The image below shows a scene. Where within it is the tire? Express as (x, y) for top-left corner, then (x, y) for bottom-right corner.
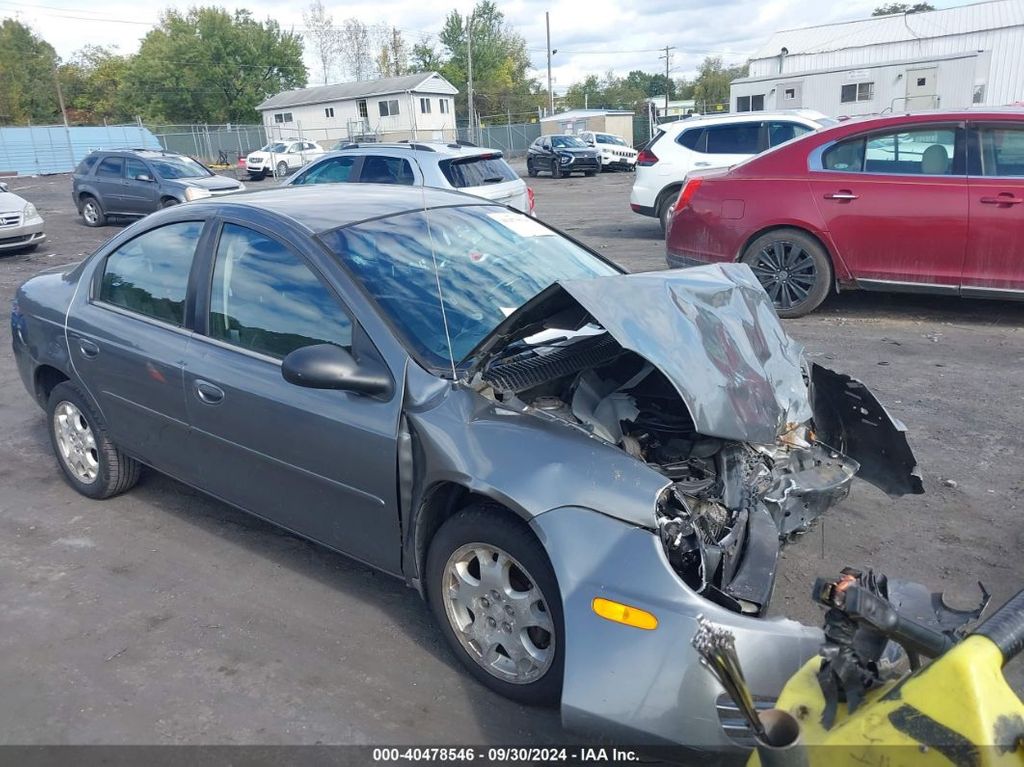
(276, 161), (288, 178)
(596, 162), (604, 174)
(248, 171), (266, 181)
(47, 381), (141, 500)
(80, 196), (106, 227)
(160, 198), (179, 208)
(584, 170), (596, 177)
(550, 160), (562, 179)
(15, 243), (39, 254)
(656, 188), (679, 234)
(526, 158), (537, 178)
(740, 228), (832, 318)
(426, 504), (564, 706)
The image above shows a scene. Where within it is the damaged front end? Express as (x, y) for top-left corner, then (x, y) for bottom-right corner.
(464, 264), (922, 616)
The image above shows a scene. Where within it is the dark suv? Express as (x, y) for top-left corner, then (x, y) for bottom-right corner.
(72, 149), (245, 227)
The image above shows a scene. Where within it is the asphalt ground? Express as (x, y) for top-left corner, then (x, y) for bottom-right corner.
(0, 165), (1021, 747)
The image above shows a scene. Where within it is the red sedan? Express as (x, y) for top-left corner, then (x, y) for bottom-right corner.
(666, 110), (1024, 317)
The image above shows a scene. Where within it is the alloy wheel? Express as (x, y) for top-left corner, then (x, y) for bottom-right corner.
(83, 201), (99, 225)
(749, 240), (818, 312)
(53, 401), (99, 484)
(441, 542), (555, 684)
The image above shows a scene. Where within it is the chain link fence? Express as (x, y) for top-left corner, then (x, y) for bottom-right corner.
(147, 124), (268, 165)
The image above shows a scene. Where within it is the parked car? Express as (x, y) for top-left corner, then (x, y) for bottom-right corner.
(12, 184), (921, 748)
(666, 109), (1024, 317)
(630, 110), (835, 231)
(526, 135), (601, 178)
(72, 150), (245, 228)
(244, 139), (325, 180)
(285, 141), (535, 215)
(0, 181), (46, 253)
(578, 130), (638, 171)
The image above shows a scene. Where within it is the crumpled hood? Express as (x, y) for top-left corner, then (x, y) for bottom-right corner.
(467, 263), (812, 445)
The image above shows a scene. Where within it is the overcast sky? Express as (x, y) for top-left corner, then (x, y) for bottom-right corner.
(2, 0), (969, 91)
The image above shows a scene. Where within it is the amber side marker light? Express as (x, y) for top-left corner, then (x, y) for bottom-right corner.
(592, 597), (658, 630)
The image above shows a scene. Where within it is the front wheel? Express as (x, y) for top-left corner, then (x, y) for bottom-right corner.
(550, 160), (562, 179)
(740, 229), (832, 318)
(275, 161), (289, 178)
(584, 170), (596, 177)
(426, 504), (564, 706)
(526, 158), (537, 178)
(47, 381), (141, 499)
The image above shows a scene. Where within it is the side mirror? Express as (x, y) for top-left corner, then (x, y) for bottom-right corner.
(282, 343), (393, 398)
(134, 173), (153, 182)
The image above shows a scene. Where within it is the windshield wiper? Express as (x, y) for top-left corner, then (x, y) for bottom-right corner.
(480, 176), (505, 184)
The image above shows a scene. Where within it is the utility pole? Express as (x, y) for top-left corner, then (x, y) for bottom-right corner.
(546, 12), (554, 114)
(467, 12), (475, 144)
(53, 62), (75, 169)
(659, 45), (675, 118)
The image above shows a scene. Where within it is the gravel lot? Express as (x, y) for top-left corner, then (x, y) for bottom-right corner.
(1, 166), (1021, 746)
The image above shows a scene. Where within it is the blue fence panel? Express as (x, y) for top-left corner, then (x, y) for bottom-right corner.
(0, 125), (161, 176)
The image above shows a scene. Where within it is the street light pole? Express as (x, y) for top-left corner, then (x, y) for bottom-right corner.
(467, 13), (475, 144)
(546, 11), (554, 114)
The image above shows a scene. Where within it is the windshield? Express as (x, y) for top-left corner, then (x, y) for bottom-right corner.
(551, 135), (586, 148)
(261, 142), (288, 153)
(148, 156), (212, 179)
(440, 155), (518, 188)
(320, 205), (617, 369)
(596, 134), (627, 146)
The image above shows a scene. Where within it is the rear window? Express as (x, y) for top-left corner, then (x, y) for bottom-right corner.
(440, 155), (518, 188)
(76, 156), (99, 175)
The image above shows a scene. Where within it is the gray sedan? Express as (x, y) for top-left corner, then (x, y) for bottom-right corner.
(11, 184), (921, 748)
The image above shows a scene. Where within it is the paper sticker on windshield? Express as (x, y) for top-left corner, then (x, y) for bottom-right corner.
(487, 211), (553, 238)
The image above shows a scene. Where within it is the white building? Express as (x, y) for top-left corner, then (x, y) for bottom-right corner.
(256, 72), (459, 145)
(731, 0), (1024, 117)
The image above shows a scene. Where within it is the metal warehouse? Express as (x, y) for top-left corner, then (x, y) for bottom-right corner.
(730, 0), (1024, 116)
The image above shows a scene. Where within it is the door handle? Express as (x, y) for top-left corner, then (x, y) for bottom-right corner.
(194, 380), (225, 405)
(824, 190), (859, 201)
(980, 194), (1024, 205)
(77, 338), (100, 358)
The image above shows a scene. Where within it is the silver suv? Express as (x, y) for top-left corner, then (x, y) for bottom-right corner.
(285, 142), (534, 215)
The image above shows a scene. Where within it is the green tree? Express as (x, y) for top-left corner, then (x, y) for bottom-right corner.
(374, 25), (409, 77)
(59, 45), (134, 123)
(692, 56), (748, 111)
(872, 2), (935, 14)
(126, 7), (307, 123)
(0, 18), (59, 124)
(435, 1), (537, 121)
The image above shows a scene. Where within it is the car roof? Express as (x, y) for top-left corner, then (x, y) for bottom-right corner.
(661, 110), (830, 131)
(87, 148), (188, 159)
(811, 108), (1024, 138)
(333, 141), (497, 159)
(190, 183), (491, 233)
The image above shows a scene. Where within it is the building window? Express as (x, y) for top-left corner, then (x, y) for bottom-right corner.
(357, 99), (368, 118)
(325, 107), (335, 118)
(784, 88), (796, 100)
(274, 112), (293, 123)
(735, 95), (764, 112)
(841, 82), (874, 103)
(420, 97), (431, 114)
(379, 99), (400, 117)
(439, 99), (450, 114)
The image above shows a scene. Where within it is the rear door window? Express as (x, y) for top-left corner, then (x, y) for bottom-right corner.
(76, 156), (99, 175)
(358, 156), (416, 185)
(677, 128), (705, 151)
(440, 155), (517, 188)
(99, 221), (204, 326)
(767, 121), (812, 147)
(823, 126), (962, 175)
(125, 158), (149, 180)
(977, 125), (1024, 177)
(702, 123), (761, 154)
(96, 157), (124, 178)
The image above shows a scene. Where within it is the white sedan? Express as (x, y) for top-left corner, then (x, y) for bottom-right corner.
(578, 131), (638, 171)
(0, 181), (45, 254)
(244, 140), (325, 180)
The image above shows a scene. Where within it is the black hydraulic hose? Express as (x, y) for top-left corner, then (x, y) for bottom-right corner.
(975, 588), (1024, 665)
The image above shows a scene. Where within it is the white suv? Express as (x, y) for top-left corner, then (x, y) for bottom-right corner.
(629, 110), (835, 230)
(578, 131), (639, 171)
(245, 139), (325, 180)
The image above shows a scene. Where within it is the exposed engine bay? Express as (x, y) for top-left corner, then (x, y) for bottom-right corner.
(474, 330), (862, 616)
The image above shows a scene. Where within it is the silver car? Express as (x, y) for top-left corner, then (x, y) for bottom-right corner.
(0, 181), (46, 253)
(285, 142), (534, 215)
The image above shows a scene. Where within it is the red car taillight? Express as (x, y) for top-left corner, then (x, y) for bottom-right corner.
(527, 187), (535, 215)
(674, 178), (704, 212)
(636, 148), (659, 166)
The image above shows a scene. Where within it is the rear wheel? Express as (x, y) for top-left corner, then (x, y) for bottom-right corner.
(740, 229), (832, 318)
(46, 381), (141, 499)
(656, 187), (680, 233)
(80, 195), (105, 227)
(426, 504), (564, 706)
